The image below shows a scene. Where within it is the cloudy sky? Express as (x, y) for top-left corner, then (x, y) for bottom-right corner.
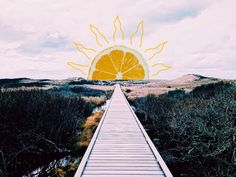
(0, 0), (235, 80)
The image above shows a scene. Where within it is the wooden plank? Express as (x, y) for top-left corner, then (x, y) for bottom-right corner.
(90, 155), (155, 158)
(85, 166), (162, 171)
(87, 161), (157, 164)
(92, 149), (152, 152)
(83, 170), (164, 175)
(86, 163), (160, 167)
(89, 157), (155, 160)
(91, 152), (153, 155)
(82, 175), (165, 177)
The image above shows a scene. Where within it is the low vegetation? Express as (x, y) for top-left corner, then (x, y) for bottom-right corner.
(69, 86), (111, 97)
(0, 86), (111, 177)
(79, 111), (104, 148)
(129, 82), (236, 177)
(82, 96), (107, 106)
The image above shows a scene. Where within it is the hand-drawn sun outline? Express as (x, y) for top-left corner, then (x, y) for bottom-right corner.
(67, 16), (172, 80)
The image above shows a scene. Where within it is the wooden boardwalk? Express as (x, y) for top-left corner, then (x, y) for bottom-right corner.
(74, 84), (173, 177)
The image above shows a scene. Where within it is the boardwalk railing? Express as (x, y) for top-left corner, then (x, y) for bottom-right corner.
(74, 84), (173, 177)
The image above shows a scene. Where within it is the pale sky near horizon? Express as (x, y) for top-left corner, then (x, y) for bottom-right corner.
(0, 0), (235, 80)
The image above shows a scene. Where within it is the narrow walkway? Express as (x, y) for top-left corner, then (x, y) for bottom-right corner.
(75, 84), (173, 177)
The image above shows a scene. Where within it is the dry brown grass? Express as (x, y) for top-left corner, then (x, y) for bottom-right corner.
(121, 78), (221, 99)
(54, 167), (66, 177)
(82, 96), (106, 106)
(79, 111), (104, 148)
(122, 86), (175, 99)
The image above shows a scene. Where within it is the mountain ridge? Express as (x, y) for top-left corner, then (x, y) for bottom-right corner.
(0, 74), (233, 89)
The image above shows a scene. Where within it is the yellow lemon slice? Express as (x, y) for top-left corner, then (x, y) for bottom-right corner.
(88, 45), (149, 80)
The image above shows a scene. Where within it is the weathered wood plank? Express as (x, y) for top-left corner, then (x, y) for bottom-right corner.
(82, 175), (165, 177)
(86, 160), (158, 164)
(85, 166), (162, 171)
(86, 163), (160, 167)
(83, 170), (164, 175)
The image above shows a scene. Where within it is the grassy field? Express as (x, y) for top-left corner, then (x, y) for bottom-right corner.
(127, 82), (236, 177)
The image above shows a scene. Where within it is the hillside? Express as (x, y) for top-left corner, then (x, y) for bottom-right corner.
(121, 74), (225, 99)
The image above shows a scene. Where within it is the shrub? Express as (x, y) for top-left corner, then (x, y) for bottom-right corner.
(191, 81), (232, 98)
(125, 89), (132, 93)
(70, 86), (112, 98)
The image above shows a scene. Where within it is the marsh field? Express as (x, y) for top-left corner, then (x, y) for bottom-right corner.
(0, 74), (235, 177)
(0, 78), (114, 177)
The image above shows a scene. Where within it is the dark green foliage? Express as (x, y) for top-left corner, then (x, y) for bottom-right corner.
(0, 78), (50, 88)
(165, 89), (185, 98)
(191, 81), (232, 98)
(3, 82), (49, 88)
(131, 82), (236, 177)
(68, 80), (111, 85)
(70, 86), (107, 97)
(49, 85), (113, 99)
(0, 89), (94, 177)
(0, 78), (28, 85)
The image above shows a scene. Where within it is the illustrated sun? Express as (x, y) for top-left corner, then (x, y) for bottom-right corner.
(67, 16), (172, 80)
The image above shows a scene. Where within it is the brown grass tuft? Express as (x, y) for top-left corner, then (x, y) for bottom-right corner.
(82, 96), (106, 106)
(79, 111), (104, 148)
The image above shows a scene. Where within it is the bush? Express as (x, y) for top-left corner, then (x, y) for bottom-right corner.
(125, 89), (132, 93)
(191, 81), (232, 98)
(0, 78), (49, 88)
(130, 82), (236, 177)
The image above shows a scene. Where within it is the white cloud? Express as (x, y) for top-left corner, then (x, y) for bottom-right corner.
(0, 0), (235, 79)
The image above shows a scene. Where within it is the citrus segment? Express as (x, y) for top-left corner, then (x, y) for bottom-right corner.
(92, 70), (116, 80)
(95, 55), (116, 74)
(123, 64), (145, 79)
(109, 50), (124, 71)
(88, 45), (149, 80)
(121, 52), (138, 73)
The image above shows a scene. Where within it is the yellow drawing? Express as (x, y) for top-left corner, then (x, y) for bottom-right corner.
(130, 21), (144, 48)
(90, 24), (109, 47)
(144, 41), (168, 60)
(113, 16), (125, 41)
(68, 16), (171, 80)
(151, 63), (172, 77)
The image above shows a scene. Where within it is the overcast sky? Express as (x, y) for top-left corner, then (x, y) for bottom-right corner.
(0, 0), (235, 80)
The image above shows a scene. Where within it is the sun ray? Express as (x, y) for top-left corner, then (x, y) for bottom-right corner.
(144, 41), (168, 60)
(73, 42), (96, 61)
(67, 61), (88, 75)
(151, 63), (172, 77)
(90, 24), (110, 47)
(130, 21), (144, 48)
(113, 16), (125, 41)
